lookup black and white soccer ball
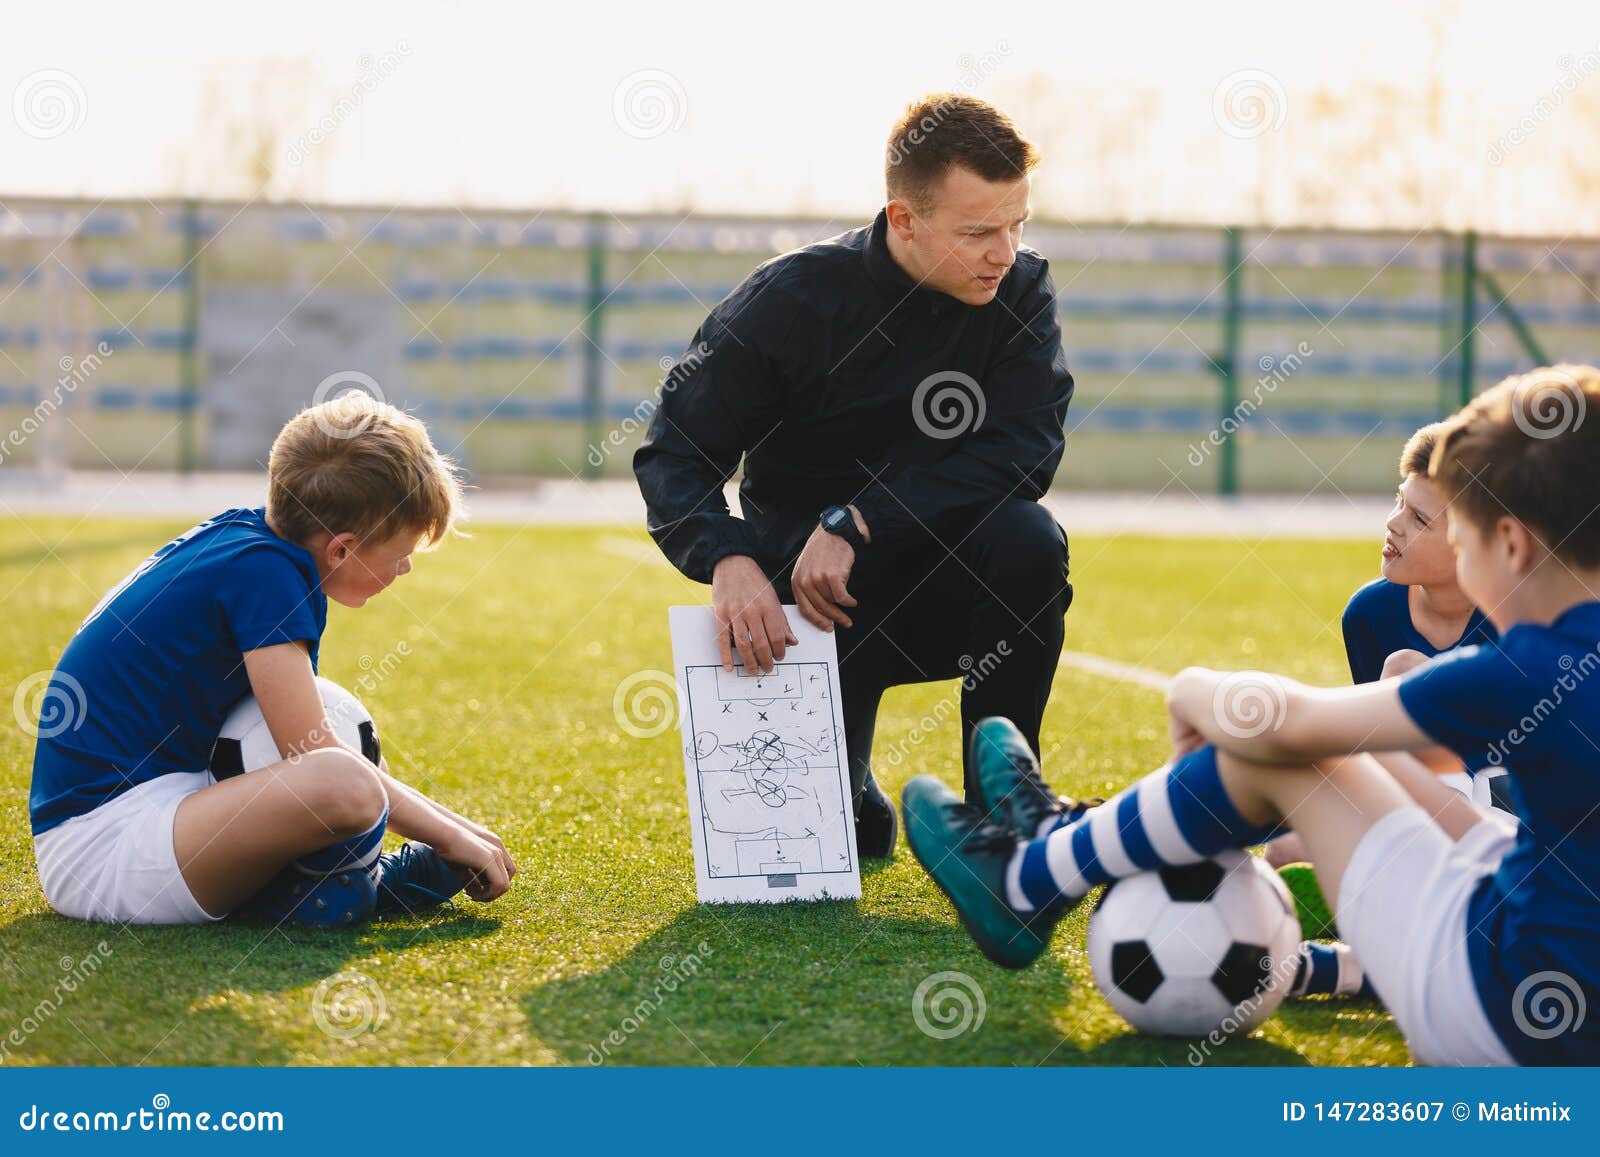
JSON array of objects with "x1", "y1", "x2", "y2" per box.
[
  {"x1": 1087, "y1": 850, "x2": 1300, "y2": 1038},
  {"x1": 209, "y1": 677, "x2": 381, "y2": 779}
]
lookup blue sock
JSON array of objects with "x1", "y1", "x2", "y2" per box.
[
  {"x1": 1007, "y1": 746, "x2": 1282, "y2": 912},
  {"x1": 294, "y1": 807, "x2": 388, "y2": 882}
]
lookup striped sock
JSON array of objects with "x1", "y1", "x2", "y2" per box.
[
  {"x1": 1288, "y1": 940, "x2": 1369, "y2": 998},
  {"x1": 1005, "y1": 746, "x2": 1281, "y2": 912},
  {"x1": 293, "y1": 807, "x2": 389, "y2": 883}
]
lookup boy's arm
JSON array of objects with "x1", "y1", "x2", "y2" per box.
[
  {"x1": 375, "y1": 759, "x2": 516, "y2": 884},
  {"x1": 243, "y1": 643, "x2": 516, "y2": 898},
  {"x1": 243, "y1": 641, "x2": 343, "y2": 759},
  {"x1": 1168, "y1": 665, "x2": 1457, "y2": 770}
]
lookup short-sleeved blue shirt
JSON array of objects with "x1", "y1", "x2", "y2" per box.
[
  {"x1": 29, "y1": 508, "x2": 326, "y2": 835},
  {"x1": 1398, "y1": 601, "x2": 1600, "y2": 1065},
  {"x1": 1342, "y1": 577, "x2": 1497, "y2": 685}
]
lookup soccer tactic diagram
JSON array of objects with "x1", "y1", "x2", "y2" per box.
[{"x1": 669, "y1": 606, "x2": 861, "y2": 903}]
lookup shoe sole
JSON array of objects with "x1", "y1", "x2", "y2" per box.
[{"x1": 234, "y1": 871, "x2": 376, "y2": 929}]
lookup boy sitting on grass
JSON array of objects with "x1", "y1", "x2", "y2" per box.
[
  {"x1": 1341, "y1": 421, "x2": 1496, "y2": 678},
  {"x1": 29, "y1": 393, "x2": 516, "y2": 927},
  {"x1": 1335, "y1": 417, "x2": 1500, "y2": 799},
  {"x1": 905, "y1": 364, "x2": 1600, "y2": 1065},
  {"x1": 1272, "y1": 420, "x2": 1502, "y2": 997}
]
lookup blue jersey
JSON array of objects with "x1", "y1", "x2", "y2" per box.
[
  {"x1": 1342, "y1": 577, "x2": 1496, "y2": 685},
  {"x1": 29, "y1": 508, "x2": 326, "y2": 836},
  {"x1": 1398, "y1": 601, "x2": 1600, "y2": 1065}
]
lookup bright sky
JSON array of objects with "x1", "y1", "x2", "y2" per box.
[{"x1": 3, "y1": 0, "x2": 1599, "y2": 233}]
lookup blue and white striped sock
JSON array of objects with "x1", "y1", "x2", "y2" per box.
[
  {"x1": 1005, "y1": 746, "x2": 1281, "y2": 912},
  {"x1": 1289, "y1": 940, "x2": 1371, "y2": 998},
  {"x1": 293, "y1": 807, "x2": 389, "y2": 883}
]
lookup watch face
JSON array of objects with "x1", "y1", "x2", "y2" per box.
[{"x1": 824, "y1": 509, "x2": 847, "y2": 528}]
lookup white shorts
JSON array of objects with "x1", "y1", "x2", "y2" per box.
[
  {"x1": 1338, "y1": 805, "x2": 1520, "y2": 1066},
  {"x1": 33, "y1": 771, "x2": 223, "y2": 925}
]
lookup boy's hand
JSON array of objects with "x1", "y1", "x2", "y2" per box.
[
  {"x1": 1168, "y1": 705, "x2": 1207, "y2": 762},
  {"x1": 1380, "y1": 648, "x2": 1430, "y2": 680},
  {"x1": 436, "y1": 827, "x2": 517, "y2": 902},
  {"x1": 1166, "y1": 665, "x2": 1216, "y2": 760}
]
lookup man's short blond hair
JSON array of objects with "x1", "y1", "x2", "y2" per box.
[{"x1": 266, "y1": 393, "x2": 463, "y2": 549}]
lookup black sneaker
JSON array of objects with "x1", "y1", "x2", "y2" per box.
[
  {"x1": 856, "y1": 773, "x2": 898, "y2": 858},
  {"x1": 971, "y1": 716, "x2": 1100, "y2": 840}
]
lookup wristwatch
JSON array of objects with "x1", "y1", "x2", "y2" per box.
[{"x1": 819, "y1": 505, "x2": 867, "y2": 551}]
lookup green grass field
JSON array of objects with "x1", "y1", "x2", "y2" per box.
[{"x1": 0, "y1": 515, "x2": 1411, "y2": 1066}]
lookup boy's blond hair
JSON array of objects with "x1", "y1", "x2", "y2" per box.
[
  {"x1": 1430, "y1": 363, "x2": 1600, "y2": 568},
  {"x1": 266, "y1": 392, "x2": 463, "y2": 549},
  {"x1": 1399, "y1": 420, "x2": 1448, "y2": 479}
]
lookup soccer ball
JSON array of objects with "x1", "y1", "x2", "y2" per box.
[
  {"x1": 209, "y1": 677, "x2": 381, "y2": 779},
  {"x1": 1087, "y1": 850, "x2": 1300, "y2": 1038}
]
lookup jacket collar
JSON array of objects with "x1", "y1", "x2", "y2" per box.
[{"x1": 861, "y1": 209, "x2": 950, "y2": 314}]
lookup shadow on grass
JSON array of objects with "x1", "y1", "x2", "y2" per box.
[
  {"x1": 522, "y1": 898, "x2": 1116, "y2": 1066},
  {"x1": 1080, "y1": 1028, "x2": 1309, "y2": 1066},
  {"x1": 0, "y1": 908, "x2": 498, "y2": 1066}
]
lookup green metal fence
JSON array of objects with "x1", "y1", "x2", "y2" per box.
[{"x1": 0, "y1": 198, "x2": 1593, "y2": 494}]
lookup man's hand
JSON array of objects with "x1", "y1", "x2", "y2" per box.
[
  {"x1": 792, "y1": 505, "x2": 869, "y2": 632},
  {"x1": 711, "y1": 554, "x2": 795, "y2": 674}
]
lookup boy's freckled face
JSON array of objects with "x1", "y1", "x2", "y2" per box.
[
  {"x1": 1381, "y1": 474, "x2": 1456, "y2": 586},
  {"x1": 319, "y1": 531, "x2": 418, "y2": 608}
]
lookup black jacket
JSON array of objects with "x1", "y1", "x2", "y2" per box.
[{"x1": 633, "y1": 209, "x2": 1074, "y2": 585}]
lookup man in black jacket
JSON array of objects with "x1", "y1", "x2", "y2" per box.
[{"x1": 634, "y1": 94, "x2": 1075, "y2": 858}]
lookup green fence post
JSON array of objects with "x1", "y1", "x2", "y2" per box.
[
  {"x1": 1457, "y1": 230, "x2": 1477, "y2": 408},
  {"x1": 1478, "y1": 267, "x2": 1550, "y2": 366},
  {"x1": 178, "y1": 199, "x2": 200, "y2": 474},
  {"x1": 581, "y1": 214, "x2": 607, "y2": 479},
  {"x1": 1437, "y1": 231, "x2": 1456, "y2": 418},
  {"x1": 1218, "y1": 226, "x2": 1243, "y2": 496}
]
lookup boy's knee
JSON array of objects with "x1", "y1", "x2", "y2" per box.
[{"x1": 300, "y1": 748, "x2": 387, "y2": 832}]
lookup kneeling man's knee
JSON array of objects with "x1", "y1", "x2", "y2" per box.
[{"x1": 969, "y1": 500, "x2": 1069, "y2": 592}]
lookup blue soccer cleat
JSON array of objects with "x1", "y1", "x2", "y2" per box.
[
  {"x1": 375, "y1": 842, "x2": 465, "y2": 916},
  {"x1": 232, "y1": 864, "x2": 379, "y2": 929}
]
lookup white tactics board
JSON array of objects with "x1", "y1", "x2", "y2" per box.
[{"x1": 668, "y1": 606, "x2": 860, "y2": 903}]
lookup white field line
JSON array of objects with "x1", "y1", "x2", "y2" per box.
[{"x1": 1057, "y1": 650, "x2": 1172, "y2": 692}]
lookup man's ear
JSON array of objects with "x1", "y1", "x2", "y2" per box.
[{"x1": 884, "y1": 198, "x2": 915, "y2": 238}]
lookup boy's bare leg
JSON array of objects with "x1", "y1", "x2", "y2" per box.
[
  {"x1": 1214, "y1": 749, "x2": 1418, "y2": 914},
  {"x1": 1368, "y1": 751, "x2": 1495, "y2": 840},
  {"x1": 1263, "y1": 753, "x2": 1490, "y2": 872},
  {"x1": 1263, "y1": 831, "x2": 1308, "y2": 867},
  {"x1": 173, "y1": 747, "x2": 388, "y2": 917}
]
